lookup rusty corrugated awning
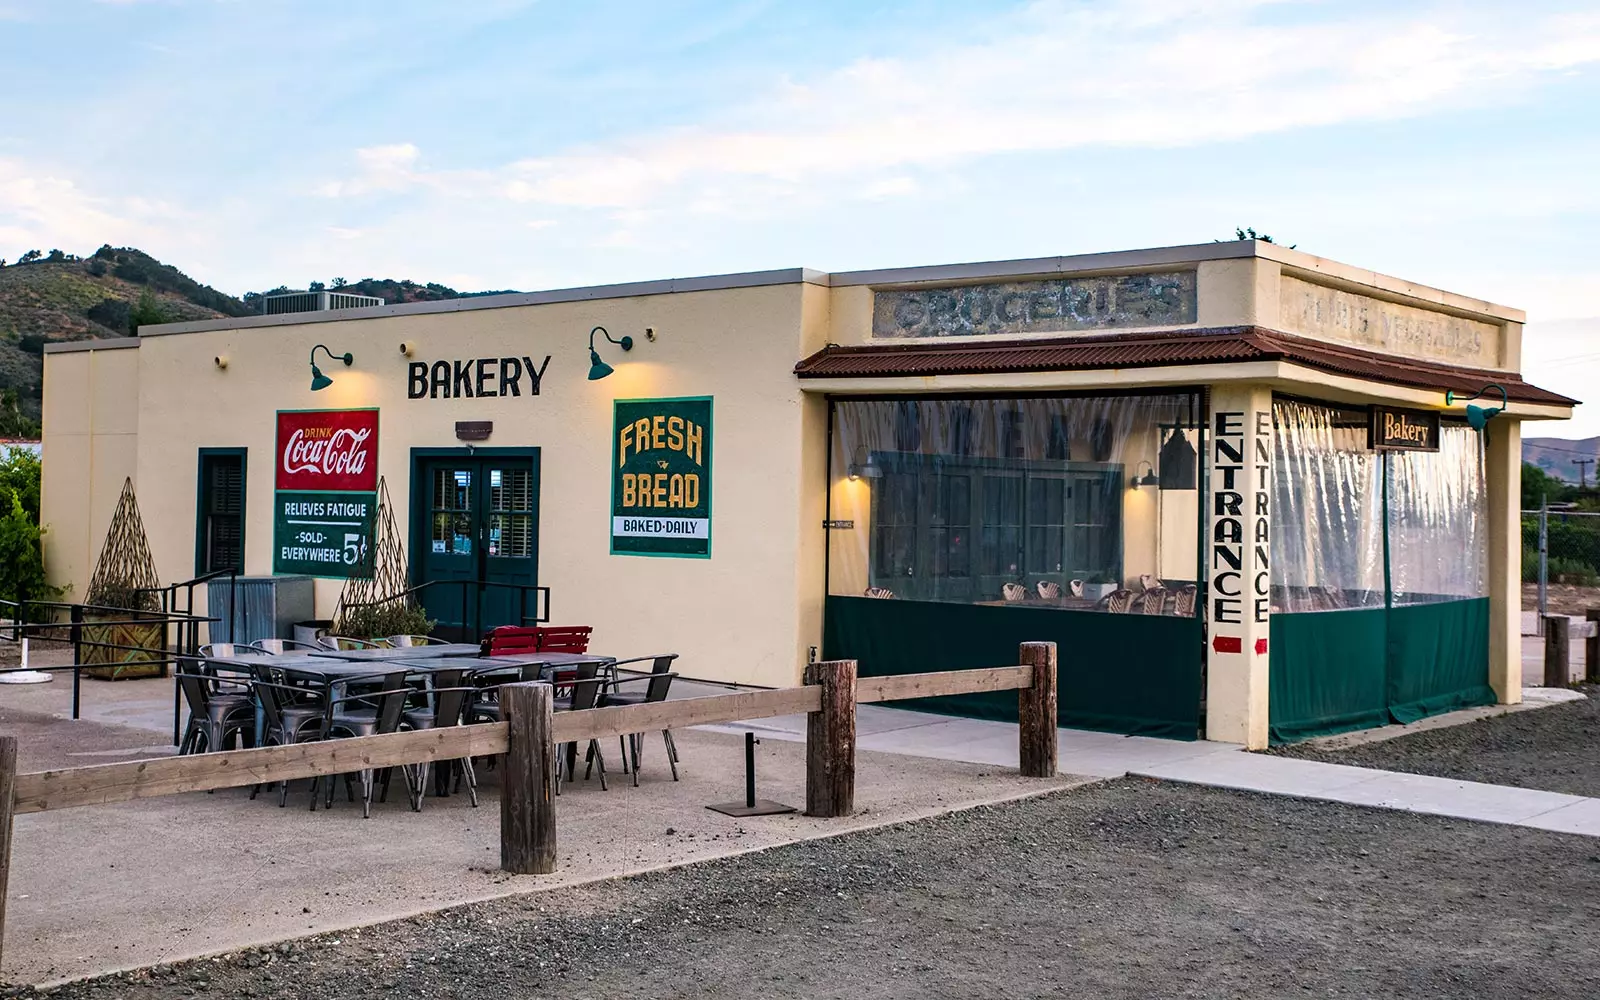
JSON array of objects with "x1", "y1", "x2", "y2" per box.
[{"x1": 793, "y1": 326, "x2": 1576, "y2": 406}]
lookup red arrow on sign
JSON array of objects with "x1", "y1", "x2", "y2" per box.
[{"x1": 1212, "y1": 636, "x2": 1242, "y2": 653}]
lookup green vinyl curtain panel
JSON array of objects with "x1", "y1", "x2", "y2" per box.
[{"x1": 1268, "y1": 399, "x2": 1494, "y2": 743}]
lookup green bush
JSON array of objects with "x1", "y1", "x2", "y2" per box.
[
  {"x1": 0, "y1": 448, "x2": 62, "y2": 612},
  {"x1": 334, "y1": 598, "x2": 434, "y2": 643},
  {"x1": 1522, "y1": 547, "x2": 1600, "y2": 586}
]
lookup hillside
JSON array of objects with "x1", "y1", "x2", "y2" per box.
[
  {"x1": 1525, "y1": 437, "x2": 1600, "y2": 485},
  {"x1": 0, "y1": 246, "x2": 253, "y2": 428}
]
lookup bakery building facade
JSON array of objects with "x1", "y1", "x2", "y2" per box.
[{"x1": 39, "y1": 241, "x2": 1575, "y2": 748}]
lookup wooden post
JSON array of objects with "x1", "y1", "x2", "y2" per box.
[
  {"x1": 0, "y1": 736, "x2": 16, "y2": 971},
  {"x1": 1018, "y1": 642, "x2": 1058, "y2": 778},
  {"x1": 804, "y1": 659, "x2": 856, "y2": 818},
  {"x1": 500, "y1": 682, "x2": 556, "y2": 875},
  {"x1": 1587, "y1": 609, "x2": 1600, "y2": 684},
  {"x1": 1544, "y1": 615, "x2": 1570, "y2": 688}
]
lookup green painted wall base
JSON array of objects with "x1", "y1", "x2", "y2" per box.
[
  {"x1": 824, "y1": 596, "x2": 1203, "y2": 740},
  {"x1": 1269, "y1": 597, "x2": 1493, "y2": 743}
]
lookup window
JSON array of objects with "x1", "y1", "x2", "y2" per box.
[{"x1": 195, "y1": 450, "x2": 246, "y2": 575}]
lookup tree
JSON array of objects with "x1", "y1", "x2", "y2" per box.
[
  {"x1": 309, "y1": 280, "x2": 326, "y2": 292},
  {"x1": 0, "y1": 446, "x2": 60, "y2": 608},
  {"x1": 1523, "y1": 462, "x2": 1575, "y2": 510},
  {"x1": 1227, "y1": 227, "x2": 1297, "y2": 249},
  {"x1": 45, "y1": 249, "x2": 68, "y2": 263},
  {"x1": 0, "y1": 444, "x2": 42, "y2": 520},
  {"x1": 16, "y1": 249, "x2": 41, "y2": 265},
  {"x1": 127, "y1": 288, "x2": 170, "y2": 333},
  {"x1": 331, "y1": 277, "x2": 347, "y2": 288},
  {"x1": 0, "y1": 391, "x2": 39, "y2": 439}
]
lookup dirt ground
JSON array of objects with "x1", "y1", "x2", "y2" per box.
[
  {"x1": 1276, "y1": 687, "x2": 1600, "y2": 799},
  {"x1": 0, "y1": 704, "x2": 173, "y2": 771},
  {"x1": 20, "y1": 780, "x2": 1600, "y2": 1000},
  {"x1": 1523, "y1": 582, "x2": 1600, "y2": 616}
]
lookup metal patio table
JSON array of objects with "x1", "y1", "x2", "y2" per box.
[{"x1": 306, "y1": 642, "x2": 484, "y2": 661}]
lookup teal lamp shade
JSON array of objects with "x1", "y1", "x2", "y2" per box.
[
  {"x1": 1447, "y1": 384, "x2": 1507, "y2": 433},
  {"x1": 308, "y1": 344, "x2": 352, "y2": 391},
  {"x1": 586, "y1": 326, "x2": 632, "y2": 381},
  {"x1": 1466, "y1": 403, "x2": 1501, "y2": 431}
]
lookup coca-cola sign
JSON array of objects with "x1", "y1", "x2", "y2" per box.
[{"x1": 275, "y1": 409, "x2": 379, "y2": 492}]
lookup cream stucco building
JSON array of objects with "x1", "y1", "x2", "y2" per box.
[{"x1": 40, "y1": 240, "x2": 1575, "y2": 748}]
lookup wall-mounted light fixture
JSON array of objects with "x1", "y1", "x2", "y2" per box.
[
  {"x1": 1130, "y1": 460, "x2": 1159, "y2": 490},
  {"x1": 847, "y1": 446, "x2": 883, "y2": 481},
  {"x1": 399, "y1": 342, "x2": 415, "y2": 358},
  {"x1": 1446, "y1": 384, "x2": 1507, "y2": 432},
  {"x1": 587, "y1": 326, "x2": 633, "y2": 381},
  {"x1": 213, "y1": 355, "x2": 228, "y2": 370},
  {"x1": 309, "y1": 344, "x2": 353, "y2": 391}
]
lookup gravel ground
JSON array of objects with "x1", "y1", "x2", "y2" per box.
[
  {"x1": 18, "y1": 779, "x2": 1600, "y2": 1000},
  {"x1": 1274, "y1": 687, "x2": 1600, "y2": 799}
]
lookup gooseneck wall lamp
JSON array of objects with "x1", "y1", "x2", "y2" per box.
[
  {"x1": 1446, "y1": 383, "x2": 1507, "y2": 432},
  {"x1": 1130, "y1": 460, "x2": 1159, "y2": 490},
  {"x1": 309, "y1": 344, "x2": 353, "y2": 392},
  {"x1": 587, "y1": 326, "x2": 633, "y2": 381}
]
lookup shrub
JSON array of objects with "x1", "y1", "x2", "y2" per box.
[{"x1": 0, "y1": 448, "x2": 62, "y2": 611}]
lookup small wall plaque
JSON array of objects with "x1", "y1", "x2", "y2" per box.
[
  {"x1": 823, "y1": 519, "x2": 855, "y2": 530},
  {"x1": 456, "y1": 420, "x2": 493, "y2": 442},
  {"x1": 1368, "y1": 406, "x2": 1439, "y2": 452}
]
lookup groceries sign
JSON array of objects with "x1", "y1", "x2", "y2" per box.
[
  {"x1": 610, "y1": 397, "x2": 713, "y2": 558},
  {"x1": 273, "y1": 409, "x2": 379, "y2": 577}
]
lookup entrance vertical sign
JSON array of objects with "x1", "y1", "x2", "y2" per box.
[
  {"x1": 610, "y1": 397, "x2": 713, "y2": 558},
  {"x1": 273, "y1": 409, "x2": 379, "y2": 578},
  {"x1": 1205, "y1": 386, "x2": 1272, "y2": 749}
]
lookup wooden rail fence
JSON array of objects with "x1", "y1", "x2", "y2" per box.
[{"x1": 0, "y1": 642, "x2": 1058, "y2": 969}]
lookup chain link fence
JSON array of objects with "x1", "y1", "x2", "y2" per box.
[{"x1": 1523, "y1": 507, "x2": 1600, "y2": 622}]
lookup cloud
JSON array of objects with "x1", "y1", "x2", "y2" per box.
[
  {"x1": 0, "y1": 157, "x2": 175, "y2": 255},
  {"x1": 317, "y1": 1, "x2": 1600, "y2": 213}
]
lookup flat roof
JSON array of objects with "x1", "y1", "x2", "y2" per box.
[{"x1": 93, "y1": 240, "x2": 1522, "y2": 340}]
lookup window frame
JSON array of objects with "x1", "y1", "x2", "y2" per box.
[{"x1": 194, "y1": 447, "x2": 247, "y2": 577}]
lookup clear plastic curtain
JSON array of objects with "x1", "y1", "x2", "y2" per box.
[
  {"x1": 1386, "y1": 425, "x2": 1489, "y2": 604},
  {"x1": 828, "y1": 394, "x2": 1200, "y2": 615},
  {"x1": 1271, "y1": 400, "x2": 1385, "y2": 611}
]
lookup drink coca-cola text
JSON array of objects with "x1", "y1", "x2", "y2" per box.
[{"x1": 281, "y1": 427, "x2": 372, "y2": 479}]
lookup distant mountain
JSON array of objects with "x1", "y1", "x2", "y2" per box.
[
  {"x1": 1524, "y1": 437, "x2": 1600, "y2": 484},
  {"x1": 0, "y1": 246, "x2": 254, "y2": 428}
]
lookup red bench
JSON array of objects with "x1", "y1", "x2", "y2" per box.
[{"x1": 482, "y1": 625, "x2": 592, "y2": 656}]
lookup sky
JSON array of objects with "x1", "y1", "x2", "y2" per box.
[{"x1": 2, "y1": 0, "x2": 1598, "y2": 435}]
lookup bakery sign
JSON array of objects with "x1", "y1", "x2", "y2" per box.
[
  {"x1": 1368, "y1": 405, "x2": 1440, "y2": 452},
  {"x1": 610, "y1": 396, "x2": 713, "y2": 558},
  {"x1": 273, "y1": 409, "x2": 379, "y2": 577}
]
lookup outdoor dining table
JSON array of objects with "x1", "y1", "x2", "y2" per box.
[{"x1": 306, "y1": 642, "x2": 484, "y2": 661}]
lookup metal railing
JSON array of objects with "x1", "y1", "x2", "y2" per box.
[
  {"x1": 338, "y1": 580, "x2": 552, "y2": 641},
  {"x1": 0, "y1": 598, "x2": 216, "y2": 721}
]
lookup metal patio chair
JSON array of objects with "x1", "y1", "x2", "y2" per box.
[
  {"x1": 400, "y1": 667, "x2": 480, "y2": 810},
  {"x1": 317, "y1": 635, "x2": 386, "y2": 651},
  {"x1": 198, "y1": 642, "x2": 266, "y2": 658},
  {"x1": 1173, "y1": 584, "x2": 1199, "y2": 617},
  {"x1": 1140, "y1": 586, "x2": 1170, "y2": 615},
  {"x1": 1036, "y1": 581, "x2": 1062, "y2": 601},
  {"x1": 249, "y1": 669, "x2": 332, "y2": 807},
  {"x1": 315, "y1": 670, "x2": 416, "y2": 817},
  {"x1": 388, "y1": 634, "x2": 446, "y2": 647},
  {"x1": 1100, "y1": 589, "x2": 1136, "y2": 614},
  {"x1": 599, "y1": 654, "x2": 681, "y2": 785},
  {"x1": 251, "y1": 638, "x2": 322, "y2": 654},
  {"x1": 175, "y1": 659, "x2": 254, "y2": 755}
]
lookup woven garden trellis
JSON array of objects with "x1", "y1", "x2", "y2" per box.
[
  {"x1": 82, "y1": 478, "x2": 166, "y2": 677},
  {"x1": 85, "y1": 478, "x2": 161, "y2": 613},
  {"x1": 332, "y1": 477, "x2": 431, "y2": 638}
]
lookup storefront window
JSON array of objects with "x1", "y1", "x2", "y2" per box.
[
  {"x1": 1386, "y1": 426, "x2": 1488, "y2": 604},
  {"x1": 1271, "y1": 400, "x2": 1384, "y2": 612},
  {"x1": 828, "y1": 394, "x2": 1200, "y2": 615}
]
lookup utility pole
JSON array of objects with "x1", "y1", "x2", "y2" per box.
[{"x1": 1575, "y1": 458, "x2": 1595, "y2": 490}]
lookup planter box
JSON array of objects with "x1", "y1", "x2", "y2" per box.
[{"x1": 81, "y1": 611, "x2": 167, "y2": 680}]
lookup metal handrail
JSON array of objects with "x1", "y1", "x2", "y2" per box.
[{"x1": 340, "y1": 579, "x2": 552, "y2": 629}]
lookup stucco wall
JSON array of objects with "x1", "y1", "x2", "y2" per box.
[
  {"x1": 40, "y1": 345, "x2": 141, "y2": 603},
  {"x1": 48, "y1": 284, "x2": 817, "y2": 688}
]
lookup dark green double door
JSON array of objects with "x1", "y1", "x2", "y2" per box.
[{"x1": 412, "y1": 452, "x2": 539, "y2": 641}]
